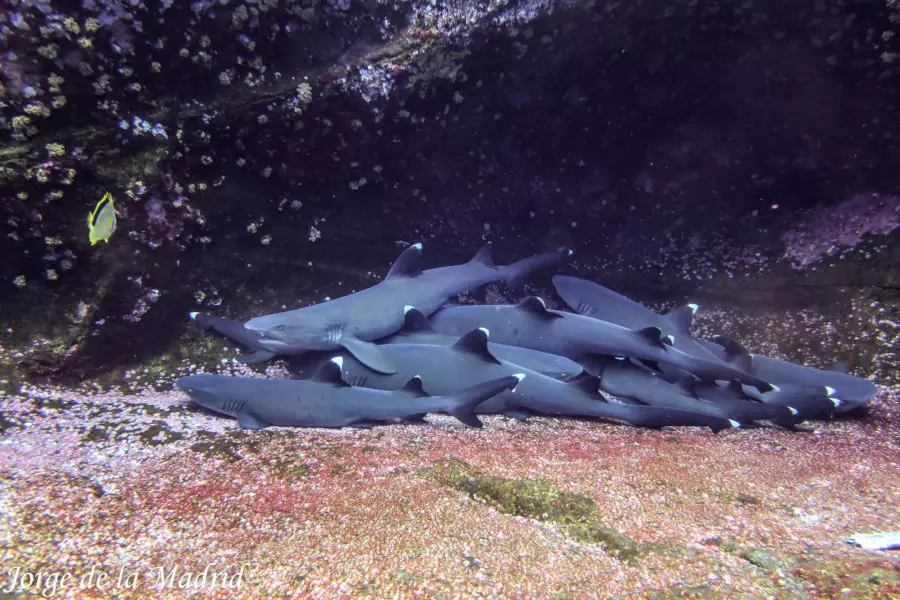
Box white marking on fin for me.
[330,356,344,368]
[615,356,625,360]
[412,242,423,250]
[728,419,741,428]
[511,373,525,392]
[189,312,199,319]
[403,305,415,314]
[770,384,781,392]
[535,297,547,307]
[567,249,574,256]
[665,334,675,344]
[788,407,799,415]
[831,397,842,407]
[687,303,699,313]
[825,386,836,396]
[478,327,490,337]
[412,374,422,381]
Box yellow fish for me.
[87,191,117,246]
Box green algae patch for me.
[137,422,185,446]
[423,458,642,562]
[270,457,311,480]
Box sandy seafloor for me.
[0,367,897,600]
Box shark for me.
[329,328,739,432]
[243,243,569,374]
[695,337,877,411]
[428,297,775,391]
[176,362,521,429]
[551,275,876,410]
[592,358,799,429]
[552,275,727,363]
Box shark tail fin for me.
[444,374,521,428]
[502,248,571,290]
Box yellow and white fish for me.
[87,191,117,246]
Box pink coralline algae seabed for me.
[0,380,898,599]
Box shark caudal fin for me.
[444,374,523,427]
[502,248,572,290]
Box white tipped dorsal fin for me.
[728,419,741,429]
[189,312,199,319]
[687,303,699,313]
[451,329,502,364]
[385,244,424,279]
[403,305,415,314]
[511,373,525,391]
[331,356,344,368]
[825,386,836,396]
[788,407,799,415]
[478,327,490,337]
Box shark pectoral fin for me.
[340,337,397,374]
[236,411,268,430]
[452,329,502,364]
[385,243,424,279]
[237,350,277,364]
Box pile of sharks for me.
[177,243,878,432]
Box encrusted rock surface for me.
[0,379,898,598]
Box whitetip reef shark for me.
[176,360,521,429]
[428,297,776,391]
[242,243,570,374]
[328,327,738,432]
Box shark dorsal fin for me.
[469,243,495,268]
[385,243,424,279]
[675,376,698,397]
[311,357,350,385]
[401,306,434,333]
[515,296,561,319]
[401,376,428,397]
[634,326,667,348]
[568,377,605,398]
[451,328,502,364]
[711,335,750,362]
[663,304,697,334]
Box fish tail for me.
[444,374,522,427]
[501,248,572,290]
